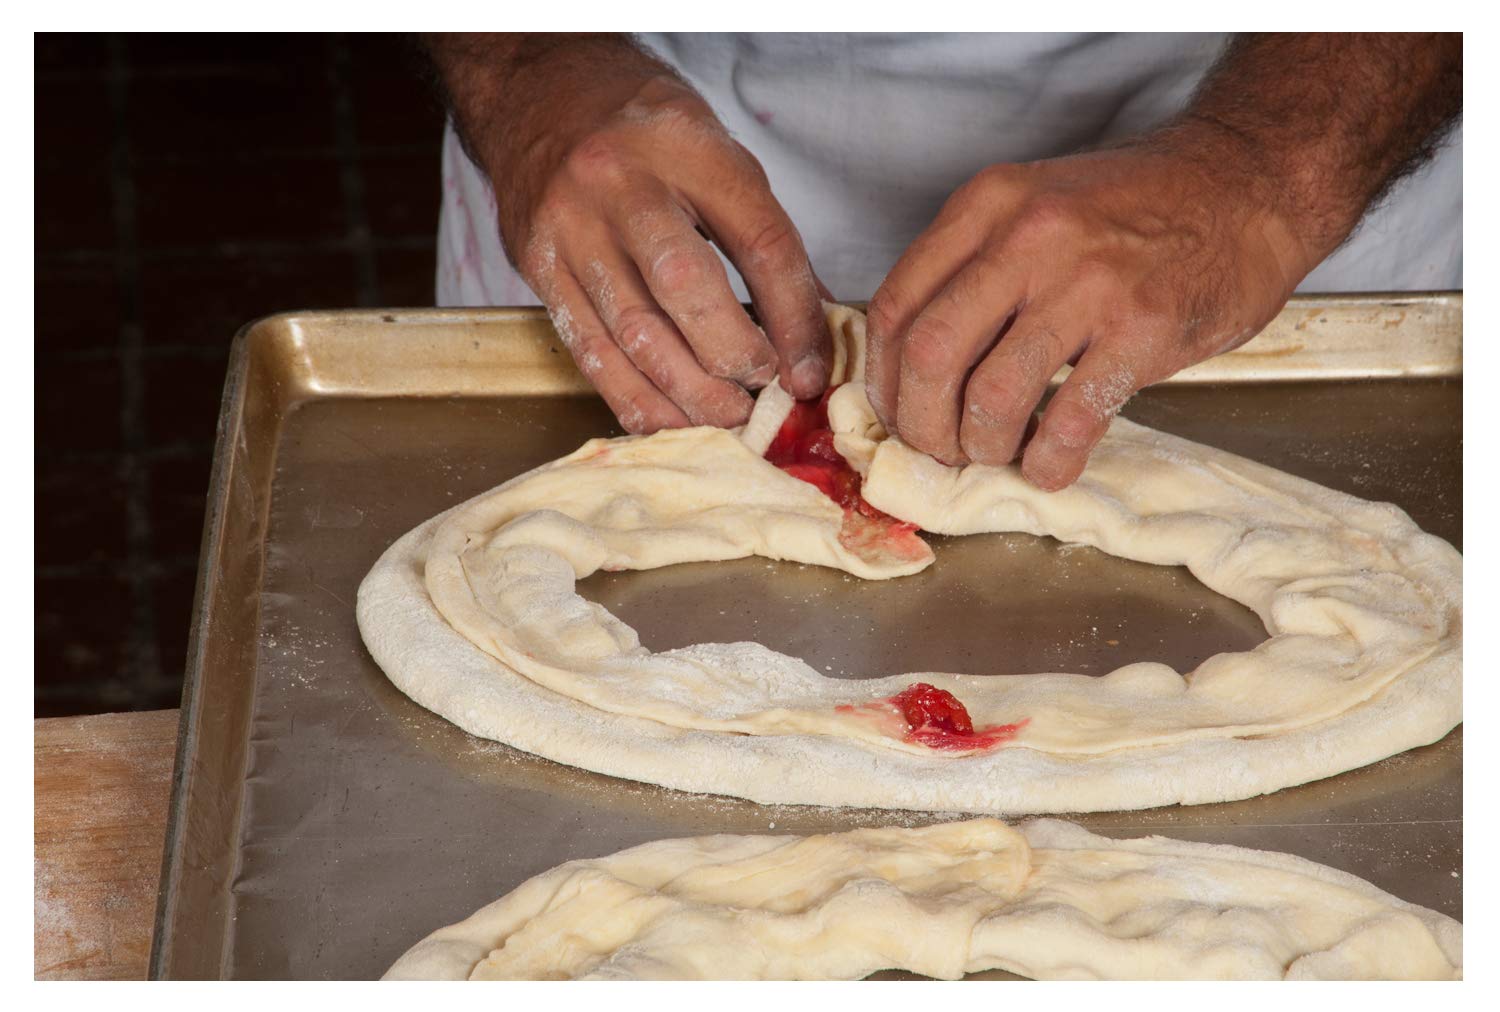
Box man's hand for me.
[867,33,1461,491]
[423,34,830,433]
[866,135,1310,491]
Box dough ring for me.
[382,818,1462,980]
[357,304,1461,813]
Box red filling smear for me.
[765,386,915,526]
[839,682,1028,752]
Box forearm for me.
[1160,33,1461,269]
[419,34,676,215]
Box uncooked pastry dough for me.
[382,819,1462,980]
[357,304,1461,813]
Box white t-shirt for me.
[436,33,1462,307]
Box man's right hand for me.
[424,33,831,433]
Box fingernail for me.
[791,354,828,396]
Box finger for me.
[865,198,987,428]
[575,253,754,428]
[692,176,831,399]
[959,313,1084,467]
[545,268,690,435]
[1021,344,1140,491]
[607,186,778,388]
[890,257,1028,464]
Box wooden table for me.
[35,709,178,980]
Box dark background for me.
[36,33,447,716]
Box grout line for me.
[328,34,380,306]
[106,33,164,702]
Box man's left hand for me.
[865,131,1311,491]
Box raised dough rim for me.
[356,492,1459,814]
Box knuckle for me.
[945,264,994,307]
[546,304,578,349]
[571,334,609,378]
[621,326,657,361]
[648,363,689,401]
[1012,193,1077,243]
[736,148,772,184]
[613,305,668,356]
[709,134,770,180]
[736,217,798,272]
[1074,258,1124,296]
[649,241,714,296]
[964,370,1030,427]
[617,392,667,435]
[1017,325,1068,374]
[865,289,908,345]
[957,164,1013,206]
[563,133,629,186]
[1045,396,1106,449]
[899,315,965,380]
[975,162,1022,189]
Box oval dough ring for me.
[357,304,1461,814]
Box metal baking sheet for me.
[151,296,1462,979]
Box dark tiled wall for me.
[36,33,448,716]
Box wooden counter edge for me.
[35,708,179,981]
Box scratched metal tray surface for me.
[152,295,1462,979]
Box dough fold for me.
[382,819,1462,981]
